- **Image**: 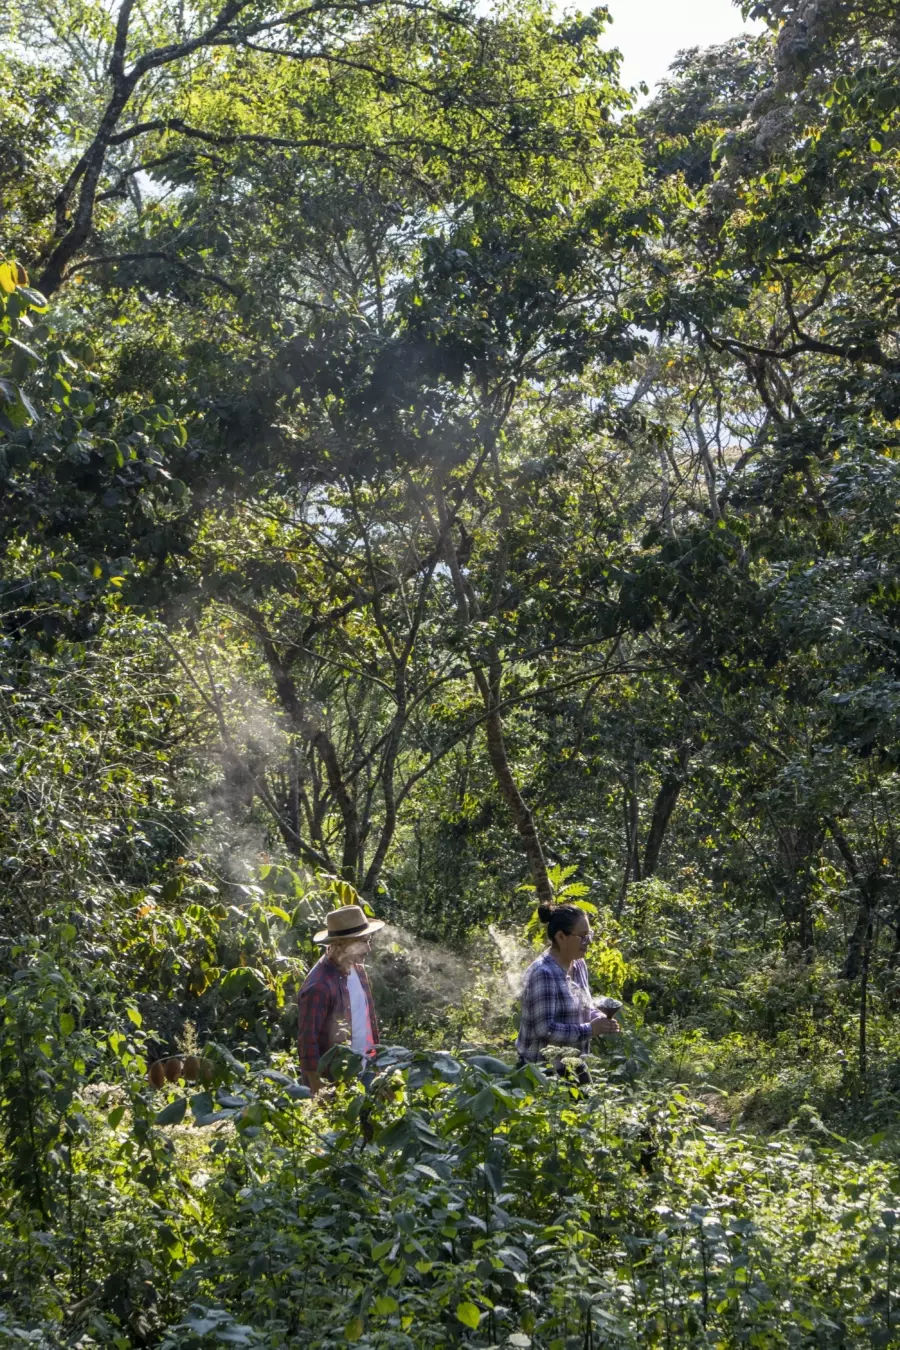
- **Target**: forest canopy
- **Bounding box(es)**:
[3,0,900,1345]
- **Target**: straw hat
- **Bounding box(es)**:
[313,904,385,945]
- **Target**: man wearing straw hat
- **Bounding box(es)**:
[297,904,385,1095]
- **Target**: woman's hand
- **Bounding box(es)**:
[590,1015,620,1037]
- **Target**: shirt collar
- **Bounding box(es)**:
[541,950,578,978]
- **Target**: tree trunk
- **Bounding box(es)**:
[228,600,361,881]
[483,701,553,905]
[858,914,873,1092]
[615,750,641,916]
[774,824,822,962]
[827,816,883,980]
[312,730,361,884]
[38,81,136,296]
[361,713,403,895]
[643,744,691,877]
[691,399,721,523]
[844,892,874,981]
[422,472,553,905]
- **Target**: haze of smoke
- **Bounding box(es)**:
[487,923,530,999]
[186,664,294,887]
[367,921,533,1034]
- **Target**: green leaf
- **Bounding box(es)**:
[59,1011,75,1036]
[467,1054,512,1076]
[6,334,39,362]
[469,1086,496,1120]
[155,1097,187,1126]
[455,1301,481,1330]
[216,1326,254,1345]
[344,1317,364,1341]
[17,286,47,310]
[126,1006,142,1027]
[219,967,265,999]
[190,1092,215,1121]
[377,1118,413,1152]
[373,1295,398,1315]
[16,387,38,421]
[107,1105,126,1128]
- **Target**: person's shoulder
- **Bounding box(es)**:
[300,955,331,989]
[571,958,589,980]
[524,951,554,981]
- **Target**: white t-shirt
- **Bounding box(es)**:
[347,967,375,1058]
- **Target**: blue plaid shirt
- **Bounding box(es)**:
[516,952,594,1063]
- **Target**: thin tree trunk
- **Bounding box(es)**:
[38,72,137,295]
[361,714,402,894]
[618,746,641,892]
[643,744,691,877]
[227,600,362,881]
[312,730,361,883]
[421,472,553,904]
[659,446,675,538]
[888,914,900,974]
[844,895,874,981]
[37,0,251,295]
[627,754,641,884]
[615,773,640,918]
[691,399,722,523]
[483,701,553,905]
[859,915,873,1091]
[826,817,872,980]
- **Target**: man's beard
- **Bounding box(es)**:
[330,938,370,967]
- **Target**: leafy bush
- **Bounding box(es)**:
[4,1022,900,1349]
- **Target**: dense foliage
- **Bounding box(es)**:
[4,0,900,1343]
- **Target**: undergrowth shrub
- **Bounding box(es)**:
[3,1032,900,1349]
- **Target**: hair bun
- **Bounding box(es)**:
[537,903,554,924]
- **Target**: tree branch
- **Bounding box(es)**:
[65,250,242,295]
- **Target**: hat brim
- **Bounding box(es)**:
[313,918,385,944]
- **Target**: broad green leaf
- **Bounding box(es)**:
[455,1302,481,1330]
[467,1054,512,1076]
[190,1091,214,1121]
[469,1086,496,1120]
[155,1097,187,1126]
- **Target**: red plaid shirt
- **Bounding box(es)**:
[297,954,380,1077]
